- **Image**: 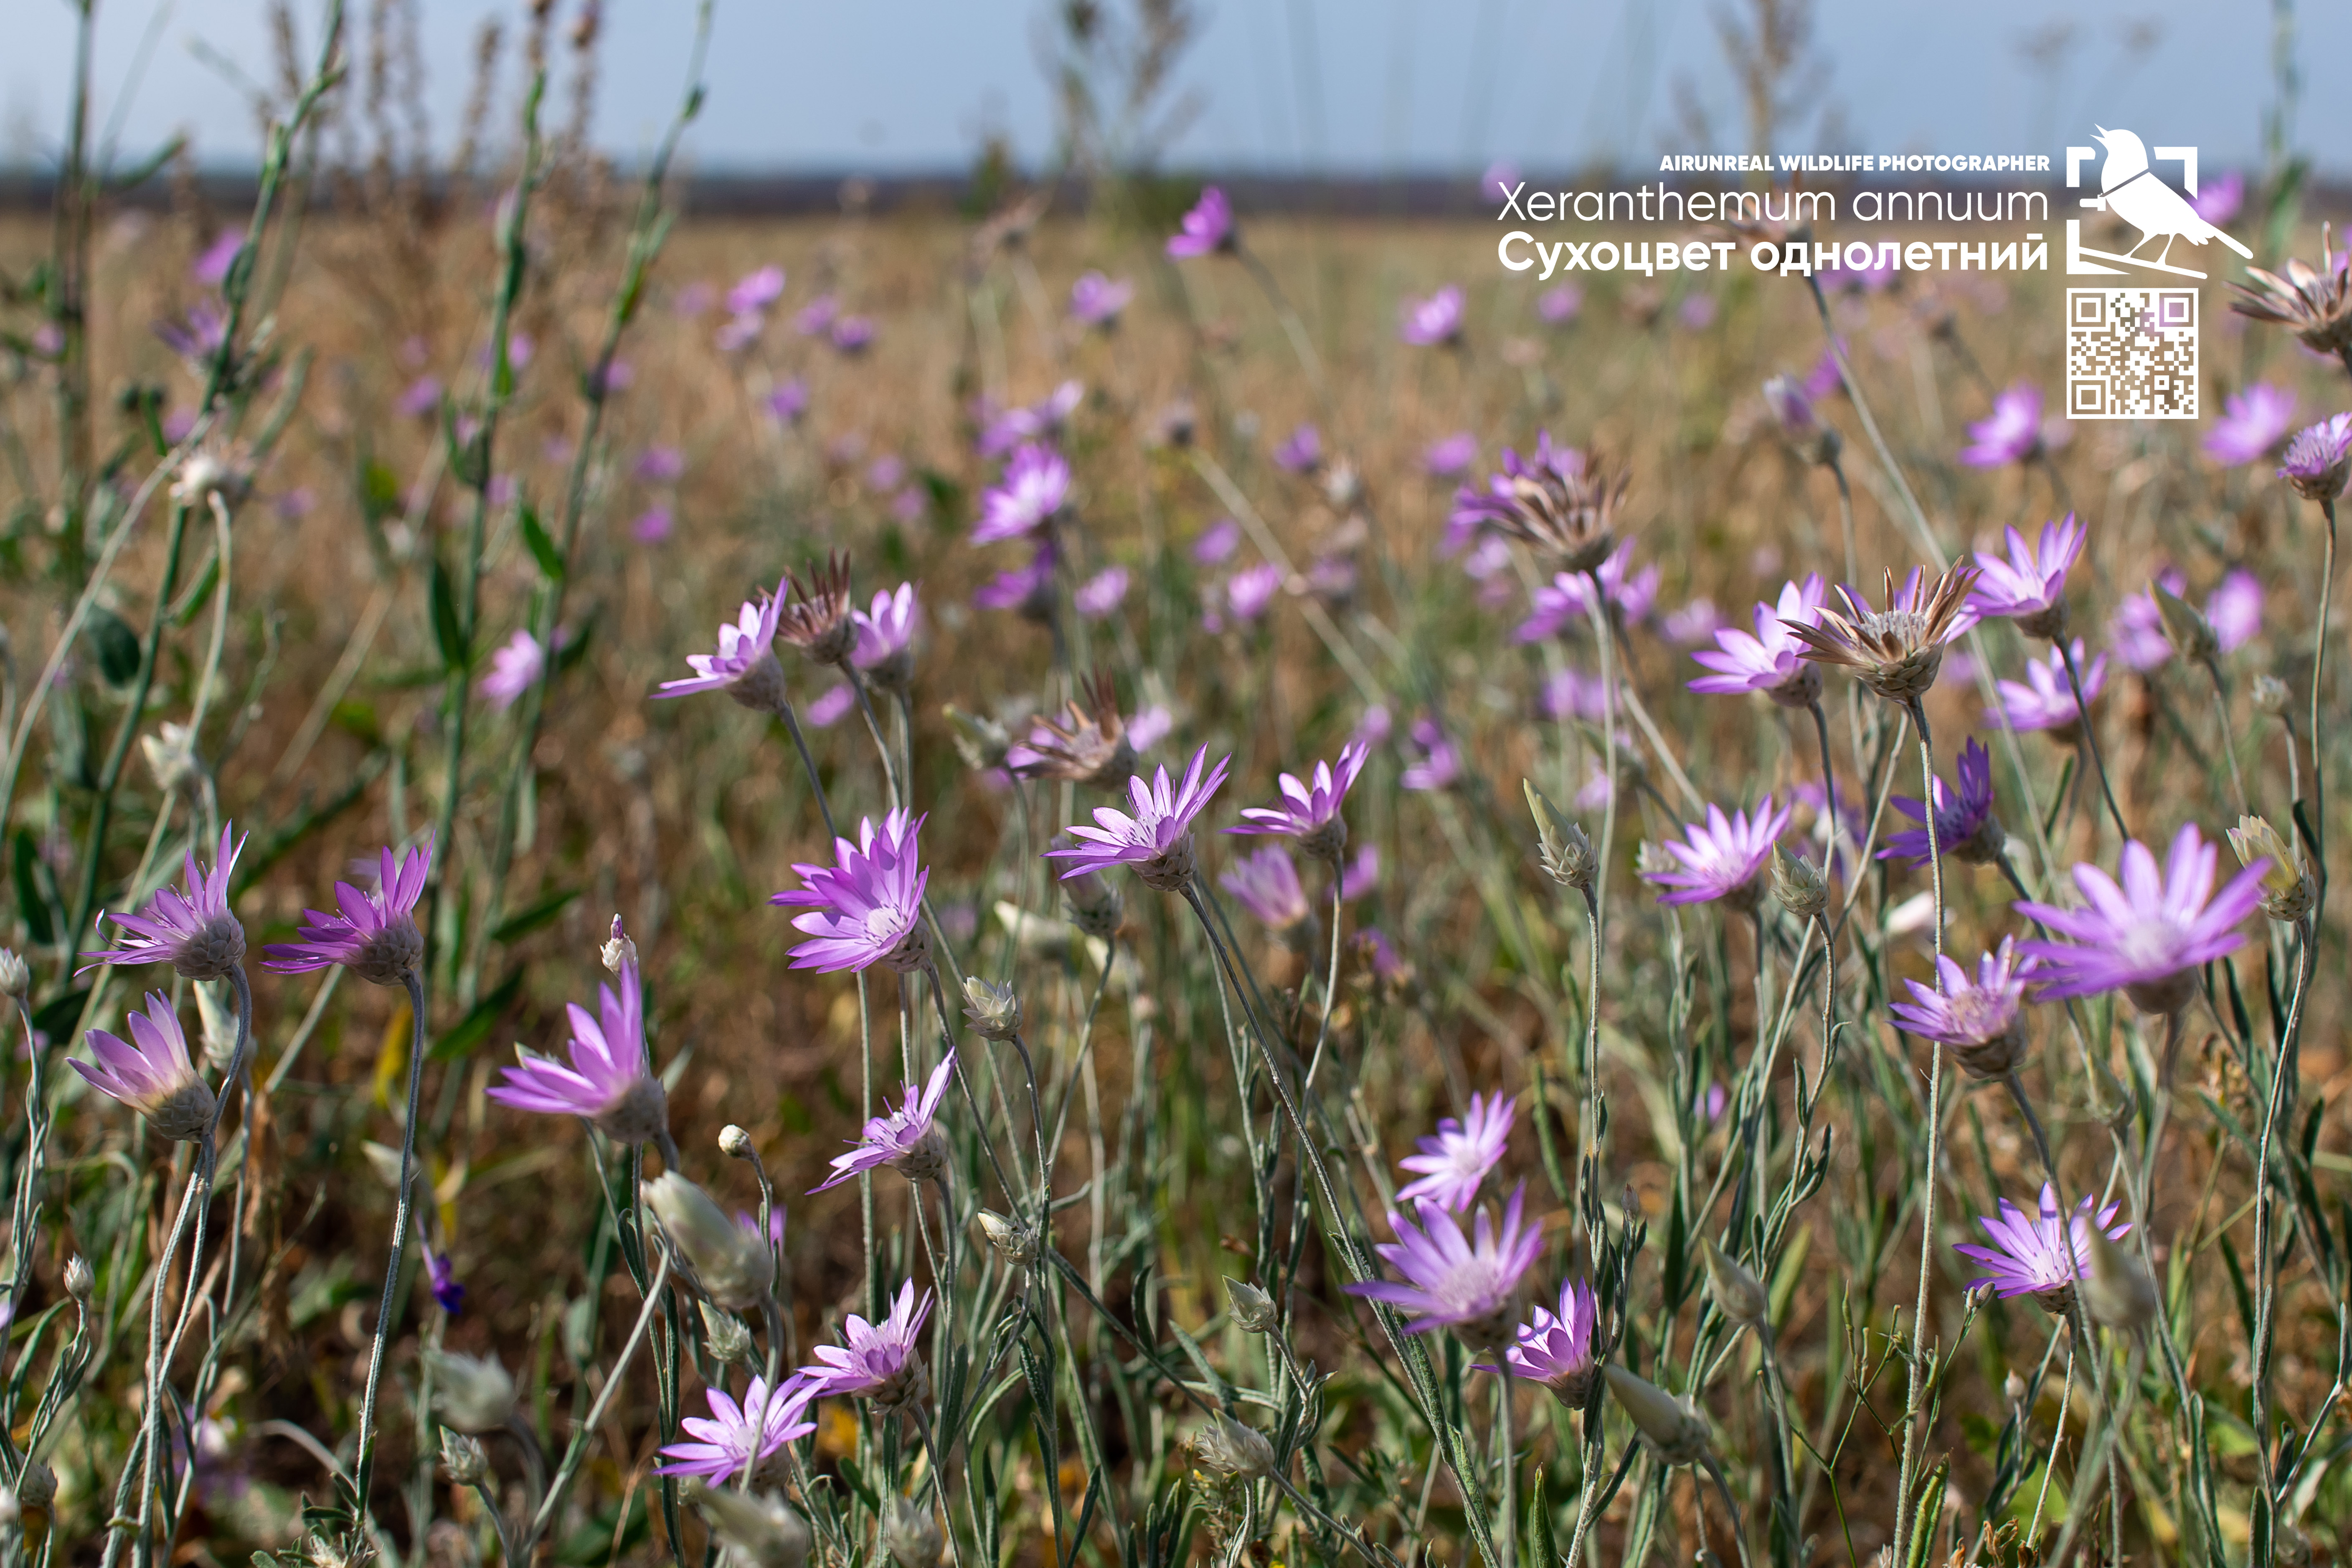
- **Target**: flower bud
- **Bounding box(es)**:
[63,1254,94,1304]
[425,1348,516,1433]
[2083,1225,2159,1333]
[1057,835,1125,939]
[2228,815,2316,924]
[1524,781,1596,893]
[2251,673,2291,716]
[1769,846,1827,921]
[719,1124,755,1160]
[14,1462,53,1512]
[1605,1364,1711,1466]
[439,1427,489,1485]
[698,1300,754,1364]
[1195,1414,1277,1480]
[601,915,638,974]
[1700,1238,1771,1330]
[943,705,1013,772]
[960,976,1022,1041]
[882,1497,945,1568]
[192,977,241,1076]
[642,1172,773,1310]
[0,950,26,1000]
[2153,583,2219,666]
[1322,460,1363,510]
[976,1210,1038,1269]
[141,722,206,796]
[1224,1277,1279,1334]
[1761,373,1841,467]
[2003,1370,2026,1405]
[688,1483,814,1568]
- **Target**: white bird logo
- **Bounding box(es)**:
[2081,127,2252,269]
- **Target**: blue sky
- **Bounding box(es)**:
[6,0,2345,177]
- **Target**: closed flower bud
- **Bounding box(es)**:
[2153,582,2219,667]
[1056,835,1125,939]
[642,1172,773,1310]
[1524,781,1597,893]
[601,915,638,974]
[2003,1370,2026,1405]
[2228,815,2315,924]
[439,1428,489,1485]
[1770,846,1827,921]
[1322,460,1363,509]
[1225,1276,1279,1333]
[63,1254,94,1303]
[1701,1238,1771,1330]
[1605,1363,1712,1466]
[960,976,1022,1040]
[14,1462,52,1512]
[425,1348,516,1433]
[1195,1414,1278,1480]
[1761,373,1841,467]
[192,978,240,1076]
[0,950,26,999]
[688,1483,814,1568]
[882,1497,945,1568]
[943,705,1013,772]
[2083,1226,2159,1332]
[698,1299,754,1364]
[976,1209,1038,1268]
[2251,673,2291,716]
[719,1124,755,1160]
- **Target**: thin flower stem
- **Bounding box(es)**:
[1892,699,1947,1568]
[522,1251,673,1549]
[847,667,903,812]
[2056,637,2129,840]
[351,972,432,1510]
[1827,457,1860,591]
[2203,659,2251,819]
[2004,1074,2056,1182]
[2249,916,2315,1544]
[2311,497,2337,918]
[1234,241,1328,406]
[1302,862,1346,1095]
[1493,1365,1518,1568]
[767,691,841,842]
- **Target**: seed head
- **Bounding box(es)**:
[1524,781,1597,893]
[439,1428,490,1486]
[2228,814,2315,924]
[1195,1414,1278,1480]
[960,976,1022,1040]
[1770,846,1828,921]
[1785,564,1981,703]
[1225,1276,1279,1333]
[776,551,859,665]
[2231,226,2352,358]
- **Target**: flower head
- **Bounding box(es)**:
[1219,562,1286,627]
[1959,383,2046,467]
[799,1279,933,1410]
[2015,823,2268,1015]
[262,837,432,985]
[2227,814,2315,924]
[1074,566,1130,619]
[2205,384,2298,466]
[1046,746,1231,892]
[1689,575,1827,708]
[973,444,1071,544]
[771,810,930,974]
[1400,285,1466,347]
[1954,1183,2131,1313]
[1346,1186,1543,1345]
[424,1246,466,1315]
[1538,284,1581,324]
[812,1054,954,1192]
[81,824,247,981]
[490,950,667,1143]
[1272,424,1322,474]
[1395,1091,1514,1212]
[1883,737,2005,867]
[1786,565,1980,703]
[1400,717,1461,794]
[644,1172,774,1309]
[1516,541,1659,640]
[974,541,1056,620]
[71,993,214,1142]
[1994,641,2106,739]
[1969,515,2085,638]
[1447,434,1626,571]
[977,381,1083,457]
[1165,187,1236,258]
[1219,845,1311,931]
[1007,670,1137,786]
[776,553,858,665]
[656,1377,816,1486]
[1645,797,1792,909]
[1479,1278,1598,1403]
[2279,412,2352,502]
[726,265,786,315]
[1889,937,2035,1079]
[851,583,921,691]
[2229,224,2352,358]
[1761,373,1840,466]
[656,584,789,709]
[479,629,546,712]
[1068,271,1134,327]
[1228,741,1368,861]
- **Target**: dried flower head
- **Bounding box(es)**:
[2230,224,2352,359]
[2228,815,2315,924]
[776,552,858,665]
[1786,565,1981,703]
[1448,433,1627,571]
[1770,846,1828,920]
[977,1210,1039,1269]
[439,1429,488,1486]
[1008,670,1135,786]
[2251,672,2292,716]
[698,1300,755,1364]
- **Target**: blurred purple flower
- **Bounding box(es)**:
[2190,171,2244,228]
[1660,597,1720,645]
[851,583,921,686]
[1346,1186,1543,1341]
[1425,432,1478,477]
[1229,740,1368,858]
[1192,517,1242,565]
[805,681,855,728]
[795,295,839,336]
[1272,423,1323,474]
[979,380,1083,457]
[1801,345,1845,401]
[1481,161,1522,202]
[424,1246,466,1316]
[726,265,786,316]
[1400,717,1459,793]
[1994,641,2106,734]
[1676,293,1718,331]
[1537,284,1582,325]
[191,231,241,287]
[155,299,228,364]
[1165,187,1236,258]
[1400,285,1466,347]
[1395,1091,1514,1212]
[673,281,715,316]
[1516,542,1659,640]
[1540,667,1615,723]
[632,505,674,545]
[2208,568,2263,648]
[765,377,810,425]
[714,313,762,353]
[1959,383,2047,468]
[636,447,685,483]
[829,316,875,355]
[2205,384,2297,465]
[973,543,1056,619]
[1069,271,1134,327]
[1220,845,1311,930]
[1074,566,1130,619]
[771,809,931,975]
[2015,824,2267,1008]
[1223,562,1285,624]
[396,376,442,418]
[1646,798,1791,906]
[974,444,1070,543]
[478,630,545,712]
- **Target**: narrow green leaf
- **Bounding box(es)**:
[170,553,221,628]
[429,970,524,1063]
[14,831,55,946]
[519,504,564,580]
[490,886,579,945]
[86,607,142,685]
[429,556,467,671]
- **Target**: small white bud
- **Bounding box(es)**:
[960,976,1022,1041]
[1224,1277,1278,1334]
[719,1124,755,1160]
[698,1299,754,1364]
[1700,1238,1771,1330]
[1525,781,1597,893]
[976,1210,1038,1268]
[2003,1370,2027,1405]
[601,914,637,974]
[881,1497,945,1568]
[2251,673,2291,716]
[424,1348,516,1434]
[63,1255,94,1303]
[1195,1414,1277,1480]
[1769,846,1827,921]
[0,1487,17,1527]
[14,1461,54,1510]
[0,951,28,1000]
[439,1428,489,1485]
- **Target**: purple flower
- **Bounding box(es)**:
[1689,575,1828,708]
[1046,745,1231,891]
[424,1246,466,1316]
[973,542,1057,619]
[2205,385,2298,465]
[262,837,432,985]
[1272,424,1323,474]
[798,1279,934,1408]
[851,583,921,688]
[811,1055,954,1190]
[1883,737,2002,868]
[1515,541,1659,642]
[1223,563,1285,624]
[489,949,667,1144]
[191,231,242,287]
[1425,432,1477,477]
[2015,823,2268,1011]
[1220,845,1311,930]
[1400,286,1466,348]
[81,823,247,981]
[1229,740,1368,861]
[1192,518,1242,565]
[71,993,215,1142]
[2191,171,2244,228]
[974,444,1071,543]
[1645,797,1792,907]
[653,584,787,706]
[2280,412,2352,501]
[2111,569,2258,670]
[1400,717,1460,793]
[478,629,545,712]
[1954,1183,2130,1310]
[1537,285,1582,325]
[1345,1186,1543,1342]
[1165,187,1236,258]
[1073,566,1130,620]
[726,265,786,316]
[714,313,762,353]
[979,380,1084,457]
[1969,514,2085,637]
[655,1376,816,1484]
[396,375,443,418]
[1395,1091,1514,1212]
[1660,598,1721,645]
[1888,936,2035,1079]
[1676,293,1718,331]
[155,300,229,365]
[1069,271,1134,327]
[1482,1278,1598,1402]
[771,810,931,975]
[1540,668,1614,723]
[1959,383,2047,468]
[805,681,855,728]
[635,446,685,483]
[2208,569,2263,649]
[794,295,838,337]
[1994,642,2106,736]
[764,378,809,425]
[830,316,875,354]
[1481,160,1522,202]
[1129,704,1174,751]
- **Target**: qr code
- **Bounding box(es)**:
[2065,288,2197,419]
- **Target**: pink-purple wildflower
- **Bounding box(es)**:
[479,629,545,712]
[1968,514,2085,637]
[1400,286,1466,348]
[1515,542,1659,640]
[1228,740,1368,861]
[2279,412,2352,501]
[1424,432,1477,477]
[1645,799,1792,908]
[1688,575,1827,708]
[1395,1091,1514,1212]
[1400,718,1460,793]
[653,584,787,709]
[71,993,215,1142]
[973,543,1056,620]
[1883,737,2003,867]
[1346,1186,1543,1344]
[810,1055,954,1190]
[1046,746,1231,892]
[654,1377,816,1485]
[1165,188,1236,258]
[1955,1184,2131,1312]
[974,444,1071,544]
[1888,937,2035,1079]
[851,583,921,690]
[262,837,432,986]
[1219,846,1311,931]
[1073,566,1130,620]
[771,810,931,975]
[2014,823,2268,1012]
[1069,271,1134,327]
[1482,1278,1598,1402]
[797,1280,933,1408]
[2205,385,2298,465]
[1272,424,1322,474]
[81,823,247,981]
[488,949,667,1144]
[1994,642,2107,736]
[1959,383,2048,468]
